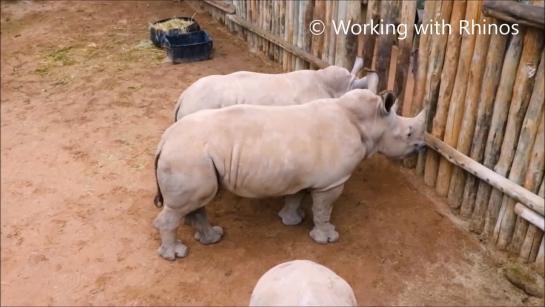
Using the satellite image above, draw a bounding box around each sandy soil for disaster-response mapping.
[1,1,542,306]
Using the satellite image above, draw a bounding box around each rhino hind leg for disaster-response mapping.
[154,206,189,260]
[187,207,224,245]
[278,191,306,226]
[309,185,344,244]
[154,161,219,260]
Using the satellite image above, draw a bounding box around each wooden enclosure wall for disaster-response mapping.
[192,0,545,273]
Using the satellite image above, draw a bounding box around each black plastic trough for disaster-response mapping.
[163,31,213,63]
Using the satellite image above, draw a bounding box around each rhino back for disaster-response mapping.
[176,70,341,119]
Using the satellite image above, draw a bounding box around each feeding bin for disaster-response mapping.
[162,31,213,63]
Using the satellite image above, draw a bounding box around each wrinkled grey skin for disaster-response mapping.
[173,57,378,121]
[153,89,426,260]
[249,260,357,306]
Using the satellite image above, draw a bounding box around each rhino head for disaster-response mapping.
[375,91,426,159]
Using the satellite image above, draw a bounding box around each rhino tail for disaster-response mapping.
[173,91,185,122]
[153,136,166,208]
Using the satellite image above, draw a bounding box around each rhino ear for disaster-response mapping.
[380,91,397,115]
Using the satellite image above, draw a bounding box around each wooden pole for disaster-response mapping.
[515,203,545,231]
[510,55,545,253]
[482,0,545,29]
[423,0,467,187]
[416,1,453,176]
[464,31,509,225]
[435,0,481,198]
[496,56,545,252]
[409,0,437,116]
[489,20,545,245]
[535,236,545,276]
[404,0,436,169]
[425,133,545,216]
[327,1,337,65]
[506,111,545,252]
[295,0,309,69]
[283,0,290,71]
[311,0,326,69]
[449,16,492,212]
[393,0,417,111]
[374,1,400,91]
[291,0,299,70]
[521,182,545,263]
[334,0,349,69]
[334,0,360,70]
[473,30,524,235]
[362,0,380,69]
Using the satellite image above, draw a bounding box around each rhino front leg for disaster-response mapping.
[278,191,306,225]
[309,185,344,244]
[186,207,224,245]
[154,206,188,260]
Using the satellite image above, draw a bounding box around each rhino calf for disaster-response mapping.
[249,260,357,306]
[154,90,425,260]
[173,57,378,121]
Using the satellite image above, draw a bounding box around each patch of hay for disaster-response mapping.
[150,18,194,33]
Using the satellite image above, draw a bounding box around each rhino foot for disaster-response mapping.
[194,225,224,245]
[309,224,339,244]
[279,207,305,226]
[158,240,188,260]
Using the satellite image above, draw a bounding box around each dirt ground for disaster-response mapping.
[1,1,543,306]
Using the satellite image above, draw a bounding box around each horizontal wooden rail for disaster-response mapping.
[203,0,236,14]
[515,203,544,230]
[227,14,330,69]
[425,133,545,215]
[482,0,545,30]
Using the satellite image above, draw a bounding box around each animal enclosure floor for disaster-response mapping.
[1,1,542,306]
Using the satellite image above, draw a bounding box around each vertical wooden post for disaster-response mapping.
[334,1,349,68]
[404,0,437,169]
[513,113,545,255]
[409,0,437,116]
[494,50,545,250]
[335,0,361,69]
[416,1,453,176]
[463,30,509,227]
[292,1,299,70]
[311,0,326,69]
[424,0,467,187]
[283,0,290,71]
[362,0,380,69]
[303,0,314,68]
[435,0,481,198]
[295,1,306,69]
[327,1,338,64]
[393,0,417,110]
[489,23,545,245]
[374,1,400,91]
[472,31,524,235]
[449,16,492,211]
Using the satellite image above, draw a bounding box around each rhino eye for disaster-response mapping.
[408,132,412,137]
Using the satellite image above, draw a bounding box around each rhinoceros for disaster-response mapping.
[250,260,357,306]
[169,59,378,226]
[153,89,425,260]
[173,57,378,121]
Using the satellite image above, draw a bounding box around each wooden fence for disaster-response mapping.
[190,0,545,273]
